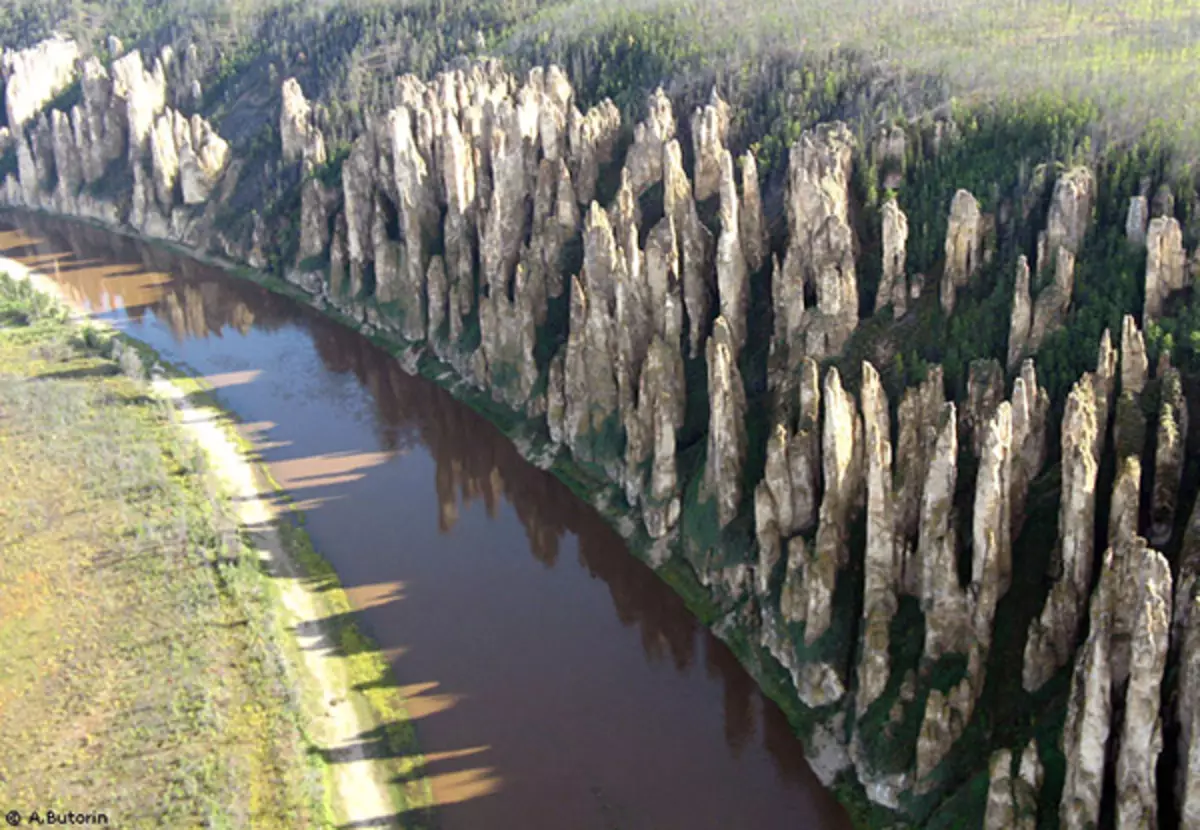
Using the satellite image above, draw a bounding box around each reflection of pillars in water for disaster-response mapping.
[704,637,757,758]
[436,453,460,533]
[574,514,698,672]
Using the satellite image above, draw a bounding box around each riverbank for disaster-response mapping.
[0,260,434,828]
[2,205,889,826]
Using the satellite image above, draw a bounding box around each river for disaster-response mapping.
[0,212,850,830]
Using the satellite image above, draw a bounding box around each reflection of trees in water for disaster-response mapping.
[1,216,290,342]
[4,213,797,768]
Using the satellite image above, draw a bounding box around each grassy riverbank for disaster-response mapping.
[0,273,432,828]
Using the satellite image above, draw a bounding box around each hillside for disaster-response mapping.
[1,2,1199,827]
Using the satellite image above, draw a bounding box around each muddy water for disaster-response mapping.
[0,213,850,830]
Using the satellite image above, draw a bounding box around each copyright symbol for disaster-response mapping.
[4,811,20,827]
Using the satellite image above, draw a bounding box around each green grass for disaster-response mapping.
[504,0,1200,155]
[0,287,325,827]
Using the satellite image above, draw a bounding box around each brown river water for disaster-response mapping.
[0,213,850,830]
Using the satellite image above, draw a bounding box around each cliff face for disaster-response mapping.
[5,36,1200,830]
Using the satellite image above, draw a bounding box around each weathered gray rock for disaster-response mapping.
[1178,584,1200,825]
[1144,216,1188,323]
[716,149,749,356]
[2,35,79,129]
[562,206,620,463]
[1010,360,1049,531]
[739,151,768,273]
[807,367,862,644]
[1109,456,1142,554]
[1008,255,1033,370]
[1126,195,1149,247]
[1044,166,1094,261]
[624,88,675,198]
[940,189,982,314]
[280,77,313,165]
[1028,248,1076,352]
[1152,183,1175,219]
[425,255,448,348]
[1093,327,1119,464]
[1115,544,1172,829]
[298,177,332,262]
[755,480,783,597]
[663,139,713,358]
[919,403,969,659]
[780,536,808,624]
[972,402,1014,632]
[480,100,528,302]
[342,131,377,268]
[111,50,167,163]
[704,317,747,528]
[1060,548,1116,830]
[878,196,909,317]
[856,362,898,715]
[49,109,82,207]
[1150,366,1188,545]
[1121,314,1149,396]
[962,359,1005,459]
[178,114,229,204]
[567,99,620,206]
[1024,377,1100,691]
[985,742,1043,830]
[691,88,729,202]
[643,366,682,539]
[984,748,1012,825]
[895,366,946,595]
[777,122,858,367]
[148,111,180,211]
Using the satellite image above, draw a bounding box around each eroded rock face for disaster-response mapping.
[739,151,768,273]
[895,366,946,595]
[1115,544,1172,829]
[856,362,898,715]
[1144,216,1188,324]
[568,99,620,206]
[1121,314,1149,396]
[664,139,713,359]
[1150,366,1188,545]
[691,88,729,202]
[623,88,675,198]
[280,77,313,165]
[984,742,1043,830]
[1009,360,1049,531]
[704,317,747,528]
[1043,166,1094,261]
[1028,248,1075,352]
[716,150,749,355]
[919,404,968,659]
[1108,456,1142,552]
[1008,256,1033,370]
[777,122,858,367]
[806,367,863,644]
[962,359,1005,459]
[1060,548,1116,830]
[878,196,909,317]
[1024,377,1100,692]
[1126,195,1149,247]
[2,35,80,129]
[940,189,982,314]
[1178,584,1200,826]
[111,50,167,162]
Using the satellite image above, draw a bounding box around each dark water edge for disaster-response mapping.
[0,210,857,830]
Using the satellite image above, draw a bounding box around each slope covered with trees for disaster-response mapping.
[2,2,1200,827]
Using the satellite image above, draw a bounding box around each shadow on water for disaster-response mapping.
[0,212,851,830]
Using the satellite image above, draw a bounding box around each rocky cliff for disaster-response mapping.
[3,35,1200,829]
